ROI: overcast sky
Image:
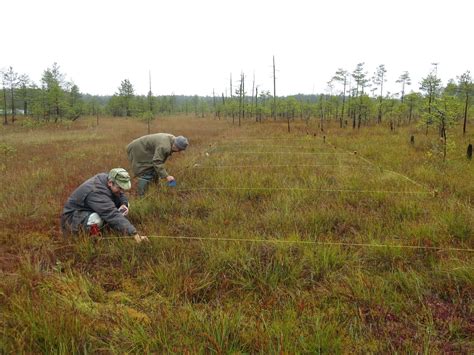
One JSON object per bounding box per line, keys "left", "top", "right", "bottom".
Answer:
{"left": 2, "top": 0, "right": 472, "bottom": 97}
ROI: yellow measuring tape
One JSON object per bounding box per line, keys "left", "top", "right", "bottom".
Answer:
{"left": 170, "top": 187, "right": 433, "bottom": 195}
{"left": 99, "top": 235, "right": 474, "bottom": 253}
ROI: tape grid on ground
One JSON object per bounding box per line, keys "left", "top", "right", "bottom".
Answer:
{"left": 125, "top": 136, "right": 471, "bottom": 252}
{"left": 191, "top": 164, "right": 377, "bottom": 169}
{"left": 171, "top": 187, "right": 432, "bottom": 195}
{"left": 99, "top": 235, "right": 474, "bottom": 253}
{"left": 322, "top": 139, "right": 434, "bottom": 194}
{"left": 209, "top": 151, "right": 354, "bottom": 155}
{"left": 163, "top": 140, "right": 433, "bottom": 196}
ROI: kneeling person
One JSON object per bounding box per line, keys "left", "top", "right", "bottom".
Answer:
{"left": 61, "top": 168, "right": 148, "bottom": 243}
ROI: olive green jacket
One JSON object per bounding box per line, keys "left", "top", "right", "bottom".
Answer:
{"left": 126, "top": 133, "right": 175, "bottom": 178}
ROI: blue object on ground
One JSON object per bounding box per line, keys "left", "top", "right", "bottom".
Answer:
{"left": 168, "top": 180, "right": 177, "bottom": 187}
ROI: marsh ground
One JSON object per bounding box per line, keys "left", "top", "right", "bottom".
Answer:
{"left": 1, "top": 116, "right": 473, "bottom": 353}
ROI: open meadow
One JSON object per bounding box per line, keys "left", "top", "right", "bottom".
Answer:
{"left": 1, "top": 116, "right": 473, "bottom": 353}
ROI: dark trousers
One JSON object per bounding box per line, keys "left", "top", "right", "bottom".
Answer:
{"left": 137, "top": 170, "right": 157, "bottom": 196}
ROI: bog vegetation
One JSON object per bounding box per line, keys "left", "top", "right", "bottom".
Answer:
{"left": 0, "top": 61, "right": 473, "bottom": 352}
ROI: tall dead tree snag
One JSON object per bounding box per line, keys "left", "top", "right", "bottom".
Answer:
{"left": 251, "top": 73, "right": 255, "bottom": 120}
{"left": 237, "top": 72, "right": 246, "bottom": 126}
{"left": 212, "top": 89, "right": 217, "bottom": 118}
{"left": 255, "top": 86, "right": 259, "bottom": 122}
{"left": 272, "top": 55, "right": 276, "bottom": 121}
{"left": 230, "top": 73, "right": 235, "bottom": 124}
{"left": 2, "top": 82, "right": 7, "bottom": 125}
{"left": 147, "top": 71, "right": 153, "bottom": 134}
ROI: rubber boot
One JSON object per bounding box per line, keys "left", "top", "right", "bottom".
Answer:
{"left": 137, "top": 177, "right": 150, "bottom": 197}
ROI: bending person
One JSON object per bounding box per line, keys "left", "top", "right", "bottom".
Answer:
{"left": 61, "top": 168, "right": 148, "bottom": 243}
{"left": 127, "top": 133, "right": 188, "bottom": 196}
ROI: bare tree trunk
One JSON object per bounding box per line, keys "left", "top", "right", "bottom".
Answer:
{"left": 377, "top": 78, "right": 384, "bottom": 124}
{"left": 320, "top": 94, "right": 324, "bottom": 131}
{"left": 272, "top": 55, "right": 276, "bottom": 121}
{"left": 213, "top": 89, "right": 217, "bottom": 118}
{"left": 238, "top": 73, "right": 243, "bottom": 127}
{"left": 255, "top": 86, "right": 259, "bottom": 122}
{"left": 352, "top": 87, "right": 358, "bottom": 129}
{"left": 148, "top": 71, "right": 153, "bottom": 113}
{"left": 357, "top": 94, "right": 363, "bottom": 129}
{"left": 401, "top": 82, "right": 405, "bottom": 103}
{"left": 287, "top": 103, "right": 290, "bottom": 133}
{"left": 377, "top": 96, "right": 382, "bottom": 124}
{"left": 340, "top": 79, "right": 346, "bottom": 128}
{"left": 243, "top": 78, "right": 245, "bottom": 121}
{"left": 148, "top": 71, "right": 153, "bottom": 133}
{"left": 442, "top": 126, "right": 447, "bottom": 161}
{"left": 251, "top": 74, "right": 255, "bottom": 120}
{"left": 463, "top": 93, "right": 469, "bottom": 135}
{"left": 10, "top": 87, "right": 15, "bottom": 123}
{"left": 2, "top": 87, "right": 7, "bottom": 125}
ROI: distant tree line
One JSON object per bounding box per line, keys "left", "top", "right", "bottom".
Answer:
{"left": 1, "top": 63, "right": 83, "bottom": 124}
{"left": 1, "top": 62, "right": 472, "bottom": 136}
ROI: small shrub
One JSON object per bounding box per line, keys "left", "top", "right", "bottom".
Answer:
{"left": 0, "top": 142, "right": 16, "bottom": 157}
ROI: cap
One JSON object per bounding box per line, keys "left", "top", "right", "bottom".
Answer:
{"left": 108, "top": 168, "right": 131, "bottom": 190}
{"left": 174, "top": 136, "right": 189, "bottom": 150}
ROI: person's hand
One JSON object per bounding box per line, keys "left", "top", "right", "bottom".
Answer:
{"left": 119, "top": 204, "right": 129, "bottom": 216}
{"left": 166, "top": 175, "right": 175, "bottom": 182}
{"left": 133, "top": 234, "right": 149, "bottom": 243}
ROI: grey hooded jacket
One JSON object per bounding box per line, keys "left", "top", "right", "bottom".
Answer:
{"left": 61, "top": 173, "right": 137, "bottom": 236}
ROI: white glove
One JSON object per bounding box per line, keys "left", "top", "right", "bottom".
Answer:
{"left": 119, "top": 204, "right": 129, "bottom": 216}
{"left": 133, "top": 234, "right": 149, "bottom": 243}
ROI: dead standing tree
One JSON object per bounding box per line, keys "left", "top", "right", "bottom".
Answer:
{"left": 230, "top": 73, "right": 235, "bottom": 124}
{"left": 147, "top": 70, "right": 153, "bottom": 134}
{"left": 272, "top": 55, "right": 277, "bottom": 121}
{"left": 255, "top": 85, "right": 260, "bottom": 122}
{"left": 237, "top": 72, "right": 245, "bottom": 127}
{"left": 1, "top": 75, "right": 7, "bottom": 125}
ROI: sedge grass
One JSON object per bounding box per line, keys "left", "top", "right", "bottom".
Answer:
{"left": 0, "top": 116, "right": 472, "bottom": 352}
